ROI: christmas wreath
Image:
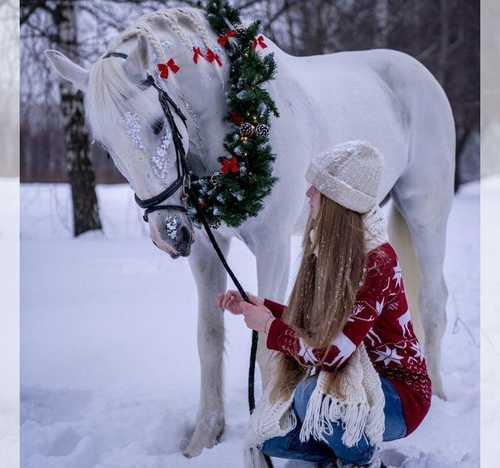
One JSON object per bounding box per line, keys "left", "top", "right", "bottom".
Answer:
{"left": 186, "top": 0, "right": 280, "bottom": 228}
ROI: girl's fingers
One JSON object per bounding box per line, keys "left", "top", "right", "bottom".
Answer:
{"left": 228, "top": 300, "right": 242, "bottom": 315}
{"left": 225, "top": 296, "right": 234, "bottom": 310}
{"left": 228, "top": 295, "right": 238, "bottom": 310}
{"left": 240, "top": 302, "right": 254, "bottom": 314}
{"left": 224, "top": 294, "right": 234, "bottom": 309}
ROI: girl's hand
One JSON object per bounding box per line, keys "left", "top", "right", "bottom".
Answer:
{"left": 216, "top": 289, "right": 263, "bottom": 315}
{"left": 240, "top": 302, "right": 274, "bottom": 333}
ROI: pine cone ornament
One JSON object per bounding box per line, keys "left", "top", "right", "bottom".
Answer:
{"left": 255, "top": 123, "right": 270, "bottom": 138}
{"left": 240, "top": 122, "right": 255, "bottom": 137}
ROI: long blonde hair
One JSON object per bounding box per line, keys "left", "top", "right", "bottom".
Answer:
{"left": 270, "top": 193, "right": 367, "bottom": 402}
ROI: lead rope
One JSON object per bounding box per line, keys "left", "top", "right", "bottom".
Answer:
{"left": 195, "top": 206, "right": 274, "bottom": 468}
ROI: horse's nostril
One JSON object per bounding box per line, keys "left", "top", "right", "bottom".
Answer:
{"left": 180, "top": 226, "right": 191, "bottom": 244}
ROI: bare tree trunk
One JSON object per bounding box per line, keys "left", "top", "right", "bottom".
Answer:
{"left": 55, "top": 2, "right": 102, "bottom": 236}
{"left": 411, "top": 1, "right": 423, "bottom": 54}
{"left": 284, "top": 4, "right": 296, "bottom": 52}
{"left": 374, "top": 0, "right": 389, "bottom": 48}
{"left": 437, "top": 0, "right": 449, "bottom": 86}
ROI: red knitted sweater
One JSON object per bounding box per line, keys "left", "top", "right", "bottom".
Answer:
{"left": 264, "top": 242, "right": 431, "bottom": 435}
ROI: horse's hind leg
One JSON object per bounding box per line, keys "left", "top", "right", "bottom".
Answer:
{"left": 392, "top": 166, "right": 454, "bottom": 400}
{"left": 183, "top": 232, "right": 230, "bottom": 457}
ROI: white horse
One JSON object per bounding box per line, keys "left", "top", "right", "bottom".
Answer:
{"left": 46, "top": 7, "right": 455, "bottom": 458}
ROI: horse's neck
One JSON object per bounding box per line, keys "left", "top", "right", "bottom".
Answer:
{"left": 184, "top": 42, "right": 307, "bottom": 177}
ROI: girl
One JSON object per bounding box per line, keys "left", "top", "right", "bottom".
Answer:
{"left": 216, "top": 141, "right": 431, "bottom": 468}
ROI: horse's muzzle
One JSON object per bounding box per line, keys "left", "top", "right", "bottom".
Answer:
{"left": 175, "top": 225, "right": 193, "bottom": 257}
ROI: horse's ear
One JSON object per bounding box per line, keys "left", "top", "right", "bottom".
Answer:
{"left": 123, "top": 34, "right": 154, "bottom": 84}
{"left": 45, "top": 49, "right": 89, "bottom": 92}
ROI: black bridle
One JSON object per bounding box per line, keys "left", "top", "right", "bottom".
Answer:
{"left": 102, "top": 51, "right": 272, "bottom": 468}
{"left": 103, "top": 52, "right": 194, "bottom": 222}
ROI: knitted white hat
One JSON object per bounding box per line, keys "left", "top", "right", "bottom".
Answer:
{"left": 305, "top": 140, "right": 384, "bottom": 213}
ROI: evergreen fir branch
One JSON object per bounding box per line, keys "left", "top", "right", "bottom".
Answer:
{"left": 187, "top": 0, "right": 280, "bottom": 229}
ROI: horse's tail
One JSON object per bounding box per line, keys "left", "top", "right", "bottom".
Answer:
{"left": 387, "top": 200, "right": 425, "bottom": 344}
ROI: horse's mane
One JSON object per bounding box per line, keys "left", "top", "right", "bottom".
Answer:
{"left": 85, "top": 7, "right": 222, "bottom": 150}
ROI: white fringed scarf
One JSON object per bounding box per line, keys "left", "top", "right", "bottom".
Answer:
{"left": 243, "top": 207, "right": 389, "bottom": 467}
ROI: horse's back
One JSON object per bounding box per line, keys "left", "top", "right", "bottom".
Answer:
{"left": 281, "top": 47, "right": 454, "bottom": 180}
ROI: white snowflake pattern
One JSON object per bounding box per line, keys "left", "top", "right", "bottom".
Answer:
{"left": 373, "top": 345, "right": 403, "bottom": 367}
{"left": 409, "top": 341, "right": 425, "bottom": 362}
{"left": 393, "top": 262, "right": 403, "bottom": 289}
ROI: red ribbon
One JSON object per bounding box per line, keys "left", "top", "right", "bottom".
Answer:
{"left": 221, "top": 157, "right": 240, "bottom": 175}
{"left": 217, "top": 30, "right": 238, "bottom": 47}
{"left": 252, "top": 35, "right": 268, "bottom": 50}
{"left": 157, "top": 58, "right": 180, "bottom": 79}
{"left": 205, "top": 48, "right": 223, "bottom": 67}
{"left": 192, "top": 47, "right": 204, "bottom": 64}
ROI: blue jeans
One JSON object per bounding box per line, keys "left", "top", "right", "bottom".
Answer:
{"left": 262, "top": 374, "right": 407, "bottom": 465}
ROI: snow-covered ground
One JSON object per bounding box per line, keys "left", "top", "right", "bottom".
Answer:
{"left": 480, "top": 175, "right": 500, "bottom": 468}
{"left": 21, "top": 182, "right": 480, "bottom": 468}
{"left": 0, "top": 178, "right": 20, "bottom": 468}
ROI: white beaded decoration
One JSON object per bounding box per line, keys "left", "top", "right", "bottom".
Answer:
{"left": 165, "top": 215, "right": 180, "bottom": 240}
{"left": 123, "top": 112, "right": 145, "bottom": 151}
{"left": 152, "top": 127, "right": 174, "bottom": 181}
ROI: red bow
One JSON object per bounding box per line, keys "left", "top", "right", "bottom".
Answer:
{"left": 157, "top": 58, "right": 180, "bottom": 79}
{"left": 221, "top": 157, "right": 240, "bottom": 175}
{"left": 192, "top": 47, "right": 204, "bottom": 64}
{"left": 217, "top": 30, "right": 238, "bottom": 48}
{"left": 252, "top": 35, "right": 268, "bottom": 50}
{"left": 205, "top": 48, "right": 223, "bottom": 67}
{"left": 229, "top": 112, "right": 244, "bottom": 126}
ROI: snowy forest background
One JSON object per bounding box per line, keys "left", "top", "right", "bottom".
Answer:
{"left": 20, "top": 0, "right": 479, "bottom": 235}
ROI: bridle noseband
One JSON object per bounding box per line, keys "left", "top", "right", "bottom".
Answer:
{"left": 103, "top": 52, "right": 195, "bottom": 222}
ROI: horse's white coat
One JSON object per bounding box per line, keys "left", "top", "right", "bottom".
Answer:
{"left": 46, "top": 7, "right": 455, "bottom": 459}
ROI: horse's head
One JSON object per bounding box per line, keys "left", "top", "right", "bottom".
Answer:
{"left": 44, "top": 17, "right": 214, "bottom": 259}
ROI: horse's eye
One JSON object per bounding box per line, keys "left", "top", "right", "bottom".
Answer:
{"left": 152, "top": 119, "right": 164, "bottom": 135}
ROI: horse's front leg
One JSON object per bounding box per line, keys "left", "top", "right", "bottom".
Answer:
{"left": 183, "top": 232, "right": 230, "bottom": 458}
{"left": 244, "top": 229, "right": 292, "bottom": 389}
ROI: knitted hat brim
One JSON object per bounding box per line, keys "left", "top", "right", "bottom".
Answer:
{"left": 305, "top": 162, "right": 376, "bottom": 213}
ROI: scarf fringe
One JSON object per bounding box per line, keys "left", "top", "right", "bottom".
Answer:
{"left": 244, "top": 376, "right": 298, "bottom": 448}
{"left": 299, "top": 384, "right": 371, "bottom": 447}
{"left": 245, "top": 345, "right": 385, "bottom": 458}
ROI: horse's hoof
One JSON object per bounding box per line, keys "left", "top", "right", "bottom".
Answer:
{"left": 182, "top": 415, "right": 225, "bottom": 458}
{"left": 433, "top": 386, "right": 447, "bottom": 401}
{"left": 430, "top": 373, "right": 447, "bottom": 400}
